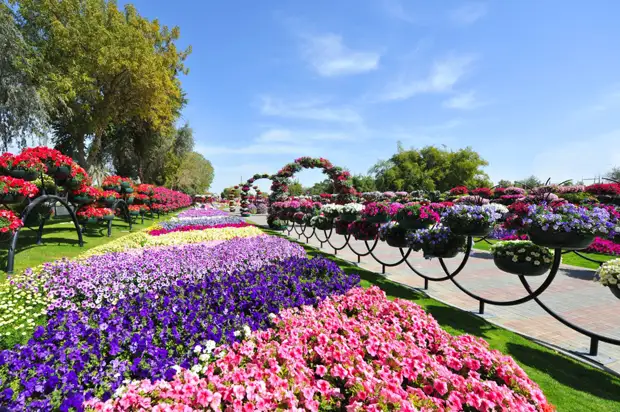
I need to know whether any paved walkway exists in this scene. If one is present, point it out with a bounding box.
[248,214,620,374]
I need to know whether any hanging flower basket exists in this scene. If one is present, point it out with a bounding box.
[609,285,620,300]
[399,218,432,230]
[52,165,71,181]
[493,255,550,276]
[0,209,23,236]
[122,187,134,194]
[80,217,98,225]
[292,212,305,224]
[386,230,408,248]
[528,228,595,250]
[408,226,466,259]
[348,220,377,241]
[126,195,135,205]
[490,241,553,276]
[0,194,26,205]
[101,214,115,221]
[450,221,493,237]
[121,181,132,189]
[423,245,460,259]
[441,205,500,237]
[366,213,391,224]
[334,219,349,235]
[339,212,358,222]
[310,215,333,231]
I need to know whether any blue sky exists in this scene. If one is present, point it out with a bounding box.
[125,0,620,193]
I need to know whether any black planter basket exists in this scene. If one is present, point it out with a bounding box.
[422,246,460,259]
[450,221,493,237]
[335,221,349,235]
[339,212,358,223]
[70,195,93,205]
[386,232,409,248]
[528,227,595,250]
[398,218,431,231]
[493,255,551,276]
[366,213,391,224]
[609,285,620,300]
[313,220,333,231]
[0,194,26,205]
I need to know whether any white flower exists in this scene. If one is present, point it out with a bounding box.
[193,345,202,354]
[534,261,540,266]
[525,257,532,262]
[243,325,252,338]
[512,256,519,262]
[190,364,202,373]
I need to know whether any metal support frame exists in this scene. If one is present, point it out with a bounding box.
[283,220,620,358]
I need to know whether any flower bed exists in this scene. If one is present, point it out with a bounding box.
[148,222,251,236]
[584,237,620,255]
[0,257,359,410]
[81,226,265,257]
[177,208,229,218]
[86,287,552,412]
[158,215,244,231]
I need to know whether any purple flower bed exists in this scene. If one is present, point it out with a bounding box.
[0,257,360,411]
[159,215,244,230]
[36,236,306,312]
[177,208,229,218]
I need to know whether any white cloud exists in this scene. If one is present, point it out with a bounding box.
[260,96,363,124]
[530,129,620,181]
[301,33,380,77]
[382,0,416,23]
[196,143,313,156]
[443,91,482,110]
[579,87,620,115]
[380,54,475,101]
[450,3,487,26]
[257,128,354,143]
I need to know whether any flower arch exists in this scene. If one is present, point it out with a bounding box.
[270,157,357,204]
[240,173,272,217]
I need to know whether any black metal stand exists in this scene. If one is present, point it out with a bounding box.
[7,194,84,274]
[285,221,620,358]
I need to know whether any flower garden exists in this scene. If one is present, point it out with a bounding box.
[1,155,620,410]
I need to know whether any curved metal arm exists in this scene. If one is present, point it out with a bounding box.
[347,235,379,257]
[364,242,413,274]
[474,235,494,245]
[520,274,620,353]
[570,250,606,266]
[397,247,454,282]
[325,229,351,252]
[112,199,133,231]
[438,241,562,307]
[7,195,84,274]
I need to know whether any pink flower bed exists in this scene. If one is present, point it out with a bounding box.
[584,237,620,256]
[148,222,251,236]
[86,287,552,412]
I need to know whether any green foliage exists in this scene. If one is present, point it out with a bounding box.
[288,179,304,196]
[0,4,48,150]
[169,152,214,195]
[351,174,377,192]
[514,175,542,189]
[497,179,513,187]
[560,192,598,205]
[305,179,333,196]
[606,167,620,182]
[370,145,489,192]
[10,0,190,168]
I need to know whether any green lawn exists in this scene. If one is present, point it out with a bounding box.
[473,239,616,270]
[261,227,620,412]
[0,211,179,282]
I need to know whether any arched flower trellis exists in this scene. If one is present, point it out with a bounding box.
[240,173,271,217]
[270,157,357,203]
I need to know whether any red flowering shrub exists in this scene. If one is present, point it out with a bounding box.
[585,183,620,196]
[102,176,122,188]
[0,176,39,198]
[21,146,73,169]
[77,206,113,220]
[101,190,120,200]
[584,237,620,256]
[450,186,468,195]
[0,209,23,233]
[136,184,155,195]
[72,185,102,198]
[471,187,493,198]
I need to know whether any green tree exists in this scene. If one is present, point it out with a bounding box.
[514,175,542,189]
[351,174,377,192]
[370,145,489,192]
[605,167,620,182]
[0,4,48,150]
[11,0,190,168]
[169,152,214,195]
[497,179,512,187]
[288,180,303,196]
[305,179,333,195]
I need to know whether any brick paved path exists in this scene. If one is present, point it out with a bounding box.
[249,214,620,374]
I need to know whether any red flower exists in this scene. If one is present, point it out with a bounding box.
[450,186,468,195]
[0,209,23,233]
